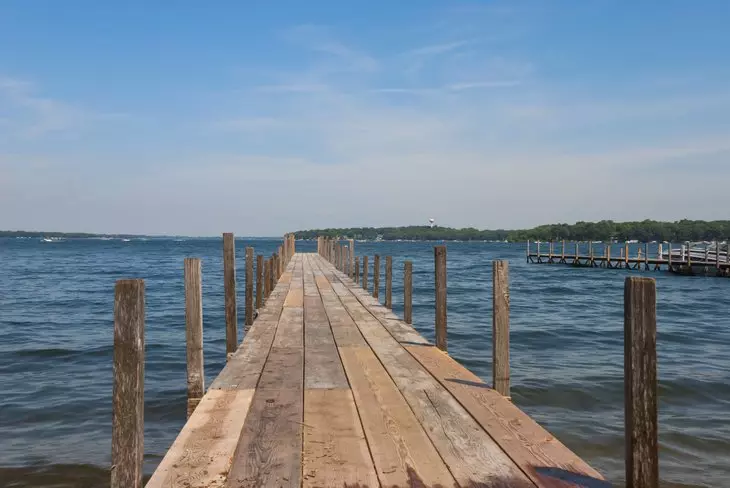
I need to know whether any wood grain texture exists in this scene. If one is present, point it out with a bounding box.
[434,245,447,351]
[624,277,658,488]
[223,233,238,356]
[406,344,606,488]
[256,255,264,310]
[185,259,204,417]
[339,346,456,487]
[362,255,368,292]
[273,307,303,348]
[355,256,360,284]
[373,254,380,300]
[226,388,302,488]
[111,279,145,488]
[492,260,510,397]
[245,247,254,328]
[303,389,379,487]
[404,260,413,324]
[385,255,393,309]
[146,389,255,488]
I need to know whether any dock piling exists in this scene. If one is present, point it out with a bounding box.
[492,260,510,397]
[256,254,263,310]
[363,255,369,291]
[184,259,204,417]
[349,239,355,278]
[434,246,447,351]
[374,254,380,300]
[222,233,237,359]
[111,279,145,488]
[385,256,392,309]
[264,258,271,299]
[624,277,658,488]
[404,260,413,324]
[355,256,360,284]
[245,247,254,329]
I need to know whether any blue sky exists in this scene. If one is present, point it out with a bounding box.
[1,1,729,235]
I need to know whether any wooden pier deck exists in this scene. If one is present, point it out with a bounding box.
[145,252,605,488]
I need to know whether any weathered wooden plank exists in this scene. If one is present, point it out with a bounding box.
[226,388,302,488]
[302,389,379,487]
[111,279,145,488]
[283,288,303,307]
[273,306,303,348]
[146,389,255,488]
[339,346,456,487]
[406,344,606,487]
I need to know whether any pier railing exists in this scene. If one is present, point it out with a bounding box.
[111,233,658,487]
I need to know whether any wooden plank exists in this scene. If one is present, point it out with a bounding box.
[226,388,302,488]
[284,288,304,307]
[111,279,145,488]
[624,277,658,488]
[273,306,303,348]
[302,290,348,387]
[302,389,378,487]
[184,258,204,416]
[319,262,533,488]
[406,344,606,487]
[339,346,456,487]
[146,389,255,488]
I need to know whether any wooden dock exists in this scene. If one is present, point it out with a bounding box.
[527,239,730,277]
[141,252,605,488]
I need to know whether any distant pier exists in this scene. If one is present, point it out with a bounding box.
[527,239,730,277]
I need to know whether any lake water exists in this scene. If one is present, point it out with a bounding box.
[0,238,728,488]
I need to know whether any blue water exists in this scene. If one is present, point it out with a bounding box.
[0,238,728,487]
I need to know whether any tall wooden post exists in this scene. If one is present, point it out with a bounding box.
[373,254,381,300]
[362,256,369,292]
[561,240,566,261]
[434,246,447,351]
[624,277,658,488]
[245,247,254,329]
[549,240,554,261]
[644,242,649,269]
[355,256,360,284]
[222,233,237,359]
[404,260,413,324]
[264,258,271,299]
[625,242,629,268]
[256,254,264,309]
[526,240,530,262]
[349,239,355,278]
[184,259,204,417]
[385,256,393,309]
[607,244,612,268]
[269,255,275,293]
[111,279,145,488]
[278,246,283,276]
[492,260,509,397]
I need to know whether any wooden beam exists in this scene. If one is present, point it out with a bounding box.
[355,256,360,284]
[256,254,264,310]
[624,277,658,488]
[373,254,380,300]
[385,256,392,309]
[223,233,238,358]
[492,260,510,397]
[184,259,204,417]
[434,246,447,351]
[404,260,412,324]
[111,279,145,488]
[245,247,254,328]
[362,255,368,292]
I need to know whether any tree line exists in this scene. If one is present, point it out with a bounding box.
[295,220,730,242]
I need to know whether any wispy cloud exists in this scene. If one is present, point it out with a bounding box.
[0,75,124,139]
[447,80,522,91]
[404,40,470,57]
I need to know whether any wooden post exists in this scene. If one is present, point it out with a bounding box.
[222,233,237,359]
[373,254,380,299]
[492,261,509,397]
[362,256,369,291]
[644,242,649,269]
[686,242,692,266]
[561,240,566,261]
[269,254,275,293]
[349,239,355,278]
[385,256,393,309]
[256,254,264,310]
[434,246,447,351]
[264,258,271,299]
[624,277,658,488]
[404,260,413,324]
[526,240,530,262]
[111,279,145,488]
[184,259,204,417]
[574,241,579,261]
[536,241,541,262]
[355,256,360,284]
[245,247,254,329]
[607,244,612,268]
[668,243,672,268]
[625,241,629,268]
[278,246,283,276]
[549,240,554,261]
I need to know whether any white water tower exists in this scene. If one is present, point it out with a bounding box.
[429,218,435,228]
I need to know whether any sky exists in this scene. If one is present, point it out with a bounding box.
[1,1,729,236]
